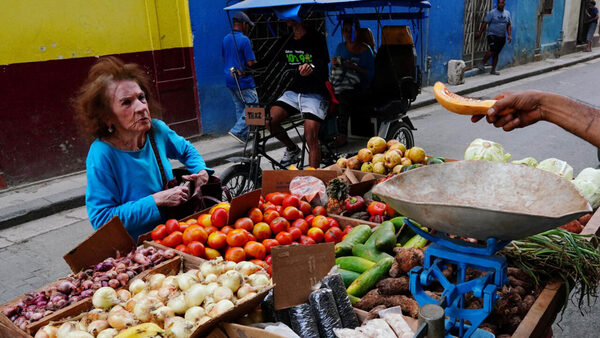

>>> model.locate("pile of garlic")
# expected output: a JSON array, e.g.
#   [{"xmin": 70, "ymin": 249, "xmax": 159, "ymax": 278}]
[{"xmin": 36, "ymin": 258, "xmax": 271, "ymax": 338}]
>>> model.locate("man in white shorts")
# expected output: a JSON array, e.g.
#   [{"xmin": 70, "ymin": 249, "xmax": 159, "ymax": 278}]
[{"xmin": 268, "ymin": 18, "xmax": 330, "ymax": 168}]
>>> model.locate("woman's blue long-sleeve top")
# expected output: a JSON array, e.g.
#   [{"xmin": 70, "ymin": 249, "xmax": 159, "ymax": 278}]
[{"xmin": 85, "ymin": 119, "xmax": 213, "ymax": 241}]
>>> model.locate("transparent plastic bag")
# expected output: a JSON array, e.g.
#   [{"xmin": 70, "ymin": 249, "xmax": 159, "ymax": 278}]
[{"xmin": 290, "ymin": 176, "xmax": 328, "ymax": 206}]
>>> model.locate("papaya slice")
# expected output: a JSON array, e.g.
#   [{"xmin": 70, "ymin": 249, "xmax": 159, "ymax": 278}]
[{"xmin": 433, "ymin": 81, "xmax": 496, "ymax": 115}]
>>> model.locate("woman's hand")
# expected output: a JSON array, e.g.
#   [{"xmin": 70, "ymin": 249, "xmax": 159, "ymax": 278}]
[
  {"xmin": 471, "ymin": 90, "xmax": 545, "ymax": 131},
  {"xmin": 299, "ymin": 63, "xmax": 313, "ymax": 76},
  {"xmin": 153, "ymin": 185, "xmax": 190, "ymax": 207},
  {"xmin": 182, "ymin": 170, "xmax": 210, "ymax": 195}
]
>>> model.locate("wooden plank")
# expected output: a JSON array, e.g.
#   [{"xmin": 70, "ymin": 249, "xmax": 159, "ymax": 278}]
[{"xmin": 512, "ymin": 281, "xmax": 565, "ymax": 338}]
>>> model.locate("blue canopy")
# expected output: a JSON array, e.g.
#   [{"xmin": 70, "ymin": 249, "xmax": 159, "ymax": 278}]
[{"xmin": 224, "ymin": 0, "xmax": 431, "ymax": 11}]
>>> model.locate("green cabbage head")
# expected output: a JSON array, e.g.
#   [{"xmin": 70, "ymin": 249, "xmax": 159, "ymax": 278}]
[
  {"xmin": 573, "ymin": 168, "xmax": 600, "ymax": 208},
  {"xmin": 511, "ymin": 157, "xmax": 538, "ymax": 167},
  {"xmin": 464, "ymin": 138, "xmax": 511, "ymax": 162},
  {"xmin": 537, "ymin": 158, "xmax": 573, "ymax": 180}
]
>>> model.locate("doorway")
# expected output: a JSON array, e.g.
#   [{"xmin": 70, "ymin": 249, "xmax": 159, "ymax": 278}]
[
  {"xmin": 462, "ymin": 0, "xmax": 494, "ymax": 69},
  {"xmin": 577, "ymin": 0, "xmax": 593, "ymax": 45}
]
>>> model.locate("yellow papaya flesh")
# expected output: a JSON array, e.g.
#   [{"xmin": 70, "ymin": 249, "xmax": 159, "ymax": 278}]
[{"xmin": 433, "ymin": 81, "xmax": 496, "ymax": 115}]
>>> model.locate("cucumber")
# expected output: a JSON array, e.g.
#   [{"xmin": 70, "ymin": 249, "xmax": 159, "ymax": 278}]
[
  {"xmin": 352, "ymin": 244, "xmax": 393, "ymax": 263},
  {"xmin": 336, "ymin": 256, "xmax": 376, "ymax": 273},
  {"xmin": 338, "ymin": 268, "xmax": 361, "ymax": 287},
  {"xmin": 390, "ymin": 216, "xmax": 407, "ymax": 233},
  {"xmin": 374, "ymin": 222, "xmax": 396, "ymax": 252},
  {"xmin": 403, "ymin": 234, "xmax": 428, "ymax": 248},
  {"xmin": 334, "ymin": 224, "xmax": 372, "ymax": 257},
  {"xmin": 347, "ymin": 257, "xmax": 394, "ymax": 297},
  {"xmin": 348, "ymin": 294, "xmax": 361, "ymax": 305},
  {"xmin": 365, "ymin": 221, "xmax": 395, "ymax": 248},
  {"xmin": 396, "ymin": 219, "xmax": 425, "ymax": 245}
]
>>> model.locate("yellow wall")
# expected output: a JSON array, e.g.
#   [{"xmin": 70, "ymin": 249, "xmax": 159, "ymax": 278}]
[{"xmin": 0, "ymin": 0, "xmax": 193, "ymax": 65}]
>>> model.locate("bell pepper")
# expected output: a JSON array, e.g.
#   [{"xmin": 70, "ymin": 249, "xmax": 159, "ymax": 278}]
[
  {"xmin": 345, "ymin": 196, "xmax": 365, "ymax": 213},
  {"xmin": 367, "ymin": 201, "xmax": 387, "ymax": 216}
]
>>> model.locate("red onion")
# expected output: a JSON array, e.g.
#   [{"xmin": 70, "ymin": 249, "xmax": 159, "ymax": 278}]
[
  {"xmin": 126, "ymin": 271, "xmax": 135, "ymax": 279},
  {"xmin": 80, "ymin": 289, "xmax": 94, "ymax": 298},
  {"xmin": 108, "ymin": 279, "xmax": 120, "ymax": 288},
  {"xmin": 163, "ymin": 249, "xmax": 176, "ymax": 259},
  {"xmin": 133, "ymin": 253, "xmax": 150, "ymax": 265},
  {"xmin": 101, "ymin": 281, "xmax": 108, "ymax": 287},
  {"xmin": 81, "ymin": 280, "xmax": 93, "ymax": 290},
  {"xmin": 2, "ymin": 306, "xmax": 18, "ymax": 317},
  {"xmin": 30, "ymin": 312, "xmax": 43, "ymax": 321},
  {"xmin": 57, "ymin": 281, "xmax": 75, "ymax": 294},
  {"xmin": 106, "ymin": 270, "xmax": 117, "ymax": 279},
  {"xmin": 116, "ymin": 273, "xmax": 129, "ymax": 285}
]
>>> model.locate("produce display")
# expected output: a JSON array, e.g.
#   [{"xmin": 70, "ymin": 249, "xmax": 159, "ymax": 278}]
[
  {"xmin": 37, "ymin": 259, "xmax": 271, "ymax": 338},
  {"xmin": 149, "ymin": 195, "xmax": 353, "ymax": 273},
  {"xmin": 325, "ymin": 178, "xmax": 396, "ymax": 223},
  {"xmin": 335, "ymin": 136, "xmax": 445, "ymax": 175},
  {"xmin": 1, "ymin": 247, "xmax": 175, "ymax": 330}
]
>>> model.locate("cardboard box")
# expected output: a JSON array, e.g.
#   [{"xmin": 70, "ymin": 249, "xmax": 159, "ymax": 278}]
[{"xmin": 261, "ymin": 169, "xmax": 338, "ymax": 195}]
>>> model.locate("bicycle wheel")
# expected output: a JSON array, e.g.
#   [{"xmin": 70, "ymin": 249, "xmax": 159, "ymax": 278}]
[
  {"xmin": 220, "ymin": 163, "xmax": 262, "ymax": 198},
  {"xmin": 386, "ymin": 121, "xmax": 414, "ymax": 149}
]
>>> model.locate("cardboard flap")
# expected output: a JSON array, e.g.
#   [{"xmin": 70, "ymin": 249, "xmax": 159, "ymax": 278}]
[
  {"xmin": 63, "ymin": 216, "xmax": 136, "ymax": 272},
  {"xmin": 261, "ymin": 170, "xmax": 338, "ymax": 195},
  {"xmin": 228, "ymin": 189, "xmax": 261, "ymax": 224},
  {"xmin": 271, "ymin": 243, "xmax": 335, "ymax": 310}
]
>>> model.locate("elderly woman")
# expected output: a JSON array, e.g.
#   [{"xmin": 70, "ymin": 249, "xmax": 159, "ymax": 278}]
[{"xmin": 74, "ymin": 57, "xmax": 212, "ymax": 240}]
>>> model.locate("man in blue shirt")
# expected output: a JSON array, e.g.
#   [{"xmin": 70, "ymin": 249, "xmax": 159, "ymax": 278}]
[
  {"xmin": 222, "ymin": 11, "xmax": 258, "ymax": 143},
  {"xmin": 585, "ymin": 1, "xmax": 599, "ymax": 52},
  {"xmin": 476, "ymin": 0, "xmax": 512, "ymax": 75}
]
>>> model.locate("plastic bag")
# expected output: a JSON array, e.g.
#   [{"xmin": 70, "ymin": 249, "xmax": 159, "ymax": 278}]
[
  {"xmin": 378, "ymin": 306, "xmax": 414, "ymax": 337},
  {"xmin": 360, "ymin": 319, "xmax": 397, "ymax": 338},
  {"xmin": 464, "ymin": 138, "xmax": 511, "ymax": 162},
  {"xmin": 290, "ymin": 176, "xmax": 328, "ymax": 206},
  {"xmin": 309, "ymin": 288, "xmax": 343, "ymax": 338},
  {"xmin": 289, "ymin": 303, "xmax": 320, "ymax": 338},
  {"xmin": 321, "ymin": 274, "xmax": 360, "ymax": 329},
  {"xmin": 261, "ymin": 290, "xmax": 278, "ymax": 322}
]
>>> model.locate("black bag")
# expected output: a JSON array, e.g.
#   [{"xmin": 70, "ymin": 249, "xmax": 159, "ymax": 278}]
[{"xmin": 149, "ymin": 132, "xmax": 231, "ymax": 220}]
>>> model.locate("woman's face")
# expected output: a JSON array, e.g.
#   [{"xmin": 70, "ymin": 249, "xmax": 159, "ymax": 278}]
[
  {"xmin": 342, "ymin": 24, "xmax": 353, "ymax": 41},
  {"xmin": 107, "ymin": 80, "xmax": 152, "ymax": 134}
]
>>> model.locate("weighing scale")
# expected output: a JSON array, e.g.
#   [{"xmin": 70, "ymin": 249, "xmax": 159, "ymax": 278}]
[{"xmin": 373, "ymin": 161, "xmax": 591, "ymax": 338}]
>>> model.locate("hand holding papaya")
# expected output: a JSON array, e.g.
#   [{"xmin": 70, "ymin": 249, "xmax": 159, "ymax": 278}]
[{"xmin": 471, "ymin": 90, "xmax": 545, "ymax": 131}]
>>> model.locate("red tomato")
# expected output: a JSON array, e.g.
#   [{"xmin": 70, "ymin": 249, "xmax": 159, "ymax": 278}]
[
  {"xmin": 182, "ymin": 226, "xmax": 208, "ymax": 245},
  {"xmin": 151, "ymin": 224, "xmax": 168, "ymax": 240},
  {"xmin": 311, "ymin": 215, "xmax": 330, "ymax": 232},
  {"xmin": 342, "ymin": 226, "xmax": 353, "ymax": 235},
  {"xmin": 234, "ymin": 217, "xmax": 254, "ymax": 231},
  {"xmin": 153, "ymin": 239, "xmax": 163, "ymax": 245},
  {"xmin": 225, "ymin": 247, "xmax": 246, "ymax": 263},
  {"xmin": 187, "ymin": 241, "xmax": 206, "ymax": 258},
  {"xmin": 165, "ymin": 219, "xmax": 180, "ymax": 234},
  {"xmin": 312, "ymin": 206, "xmax": 327, "ymax": 216},
  {"xmin": 385, "ymin": 204, "xmax": 396, "ymax": 217},
  {"xmin": 175, "ymin": 244, "xmax": 189, "ymax": 254},
  {"xmin": 324, "ymin": 227, "xmax": 344, "ymax": 243},
  {"xmin": 305, "ymin": 214, "xmax": 315, "ymax": 225},
  {"xmin": 252, "ymin": 222, "xmax": 272, "ymax": 241},
  {"xmin": 300, "ymin": 235, "xmax": 317, "ymax": 245},
  {"xmin": 275, "ymin": 205, "xmax": 284, "ymax": 215},
  {"xmin": 263, "ymin": 210, "xmax": 280, "ymax": 224},
  {"xmin": 326, "ymin": 217, "xmax": 340, "ymax": 229},
  {"xmin": 247, "ymin": 208, "xmax": 263, "ymax": 223},
  {"xmin": 307, "ymin": 227, "xmax": 324, "ymax": 243},
  {"xmin": 262, "ymin": 239, "xmax": 280, "ymax": 253},
  {"xmin": 282, "ymin": 206, "xmax": 303, "ymax": 221},
  {"xmin": 292, "ymin": 218, "xmax": 310, "ymax": 234},
  {"xmin": 275, "ymin": 231, "xmax": 293, "ymax": 245},
  {"xmin": 211, "ymin": 208, "xmax": 229, "ymax": 228},
  {"xmin": 288, "ymin": 227, "xmax": 302, "ymax": 241},
  {"xmin": 265, "ymin": 254, "xmax": 272, "ymax": 265},
  {"xmin": 246, "ymin": 232, "xmax": 257, "ymax": 242},
  {"xmin": 282, "ymin": 195, "xmax": 300, "ymax": 209},
  {"xmin": 179, "ymin": 222, "xmax": 189, "ymax": 233},
  {"xmin": 221, "ymin": 225, "xmax": 234, "ymax": 235},
  {"xmin": 226, "ymin": 229, "xmax": 248, "ymax": 247},
  {"xmin": 162, "ymin": 231, "xmax": 183, "ymax": 248},
  {"xmin": 244, "ymin": 241, "xmax": 267, "ymax": 260},
  {"xmin": 367, "ymin": 201, "xmax": 387, "ymax": 216},
  {"xmin": 298, "ymin": 201, "xmax": 312, "ymax": 216},
  {"xmin": 263, "ymin": 202, "xmax": 277, "ymax": 212},
  {"xmin": 270, "ymin": 217, "xmax": 290, "ymax": 234},
  {"xmin": 265, "ymin": 192, "xmax": 286, "ymax": 205}
]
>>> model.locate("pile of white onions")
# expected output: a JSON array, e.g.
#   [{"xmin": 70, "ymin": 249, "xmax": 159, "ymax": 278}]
[{"xmin": 36, "ymin": 258, "xmax": 271, "ymax": 338}]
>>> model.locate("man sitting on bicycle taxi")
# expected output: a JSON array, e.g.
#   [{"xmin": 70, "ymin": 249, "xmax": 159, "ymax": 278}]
[{"xmin": 268, "ymin": 18, "xmax": 330, "ymax": 168}]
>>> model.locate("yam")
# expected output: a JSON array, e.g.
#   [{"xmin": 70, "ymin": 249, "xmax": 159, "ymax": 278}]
[
  {"xmin": 578, "ymin": 213, "xmax": 592, "ymax": 226},
  {"xmin": 425, "ymin": 290, "xmax": 441, "ymax": 301},
  {"xmin": 383, "ymin": 295, "xmax": 419, "ymax": 318},
  {"xmin": 375, "ymin": 277, "xmax": 410, "ymax": 295},
  {"xmin": 394, "ymin": 248, "xmax": 424, "ymax": 273},
  {"xmin": 479, "ymin": 323, "xmax": 498, "ymax": 335},
  {"xmin": 507, "ymin": 267, "xmax": 532, "ymax": 284},
  {"xmin": 389, "ymin": 260, "xmax": 402, "ymax": 278},
  {"xmin": 355, "ymin": 289, "xmax": 385, "ymax": 311},
  {"xmin": 512, "ymin": 285, "xmax": 526, "ymax": 298},
  {"xmin": 508, "ymin": 275, "xmax": 531, "ymax": 289}
]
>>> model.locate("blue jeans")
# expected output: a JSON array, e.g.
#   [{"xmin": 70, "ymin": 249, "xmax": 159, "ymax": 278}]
[{"xmin": 228, "ymin": 87, "xmax": 258, "ymax": 139}]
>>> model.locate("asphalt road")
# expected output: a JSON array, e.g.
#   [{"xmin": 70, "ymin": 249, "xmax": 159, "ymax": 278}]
[{"xmin": 2, "ymin": 60, "xmax": 600, "ymax": 337}]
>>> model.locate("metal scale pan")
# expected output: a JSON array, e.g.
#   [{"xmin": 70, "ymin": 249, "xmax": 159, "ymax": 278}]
[{"xmin": 373, "ymin": 160, "xmax": 592, "ymax": 240}]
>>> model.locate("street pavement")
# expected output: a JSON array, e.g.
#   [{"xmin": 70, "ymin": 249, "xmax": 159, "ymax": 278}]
[{"xmin": 2, "ymin": 52, "xmax": 600, "ymax": 336}]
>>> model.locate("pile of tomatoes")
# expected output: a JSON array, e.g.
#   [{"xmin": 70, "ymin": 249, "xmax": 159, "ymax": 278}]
[{"xmin": 150, "ymin": 192, "xmax": 354, "ymax": 273}]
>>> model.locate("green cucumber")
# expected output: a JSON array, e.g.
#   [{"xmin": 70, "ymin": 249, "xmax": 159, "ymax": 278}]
[
  {"xmin": 374, "ymin": 221, "xmax": 396, "ymax": 252},
  {"xmin": 352, "ymin": 243, "xmax": 393, "ymax": 263},
  {"xmin": 336, "ymin": 256, "xmax": 376, "ymax": 273},
  {"xmin": 390, "ymin": 216, "xmax": 407, "ymax": 233},
  {"xmin": 365, "ymin": 221, "xmax": 395, "ymax": 248},
  {"xmin": 403, "ymin": 234, "xmax": 428, "ymax": 248},
  {"xmin": 338, "ymin": 268, "xmax": 361, "ymax": 287},
  {"xmin": 348, "ymin": 294, "xmax": 361, "ymax": 305},
  {"xmin": 396, "ymin": 219, "xmax": 425, "ymax": 245},
  {"xmin": 334, "ymin": 224, "xmax": 372, "ymax": 257},
  {"xmin": 347, "ymin": 257, "xmax": 394, "ymax": 297}
]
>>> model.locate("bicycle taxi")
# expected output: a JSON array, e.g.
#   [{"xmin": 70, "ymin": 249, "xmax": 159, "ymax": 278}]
[{"xmin": 221, "ymin": 0, "xmax": 431, "ymax": 197}]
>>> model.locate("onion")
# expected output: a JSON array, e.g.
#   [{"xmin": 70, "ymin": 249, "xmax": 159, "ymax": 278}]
[
  {"xmin": 64, "ymin": 331, "xmax": 94, "ymax": 338},
  {"xmin": 236, "ymin": 284, "xmax": 255, "ymax": 299},
  {"xmin": 87, "ymin": 320, "xmax": 109, "ymax": 335},
  {"xmin": 57, "ymin": 281, "xmax": 76, "ymax": 294},
  {"xmin": 86, "ymin": 309, "xmax": 108, "ymax": 321},
  {"xmin": 200, "ymin": 261, "xmax": 223, "ymax": 277},
  {"xmin": 124, "ymin": 298, "xmax": 136, "ymax": 313},
  {"xmin": 204, "ymin": 274, "xmax": 218, "ymax": 284},
  {"xmin": 150, "ymin": 305, "xmax": 175, "ymax": 324},
  {"xmin": 163, "ymin": 249, "xmax": 176, "ymax": 259},
  {"xmin": 34, "ymin": 325, "xmax": 57, "ymax": 338},
  {"xmin": 149, "ymin": 274, "xmax": 166, "ymax": 290},
  {"xmin": 57, "ymin": 322, "xmax": 78, "ymax": 337},
  {"xmin": 198, "ymin": 316, "xmax": 211, "ymax": 325},
  {"xmin": 206, "ymin": 282, "xmax": 219, "ymax": 295},
  {"xmin": 116, "ymin": 290, "xmax": 131, "ymax": 302},
  {"xmin": 80, "ymin": 289, "xmax": 94, "ymax": 298},
  {"xmin": 184, "ymin": 306, "xmax": 206, "ymax": 323},
  {"xmin": 116, "ymin": 273, "xmax": 129, "ymax": 286},
  {"xmin": 223, "ymin": 261, "xmax": 237, "ymax": 272},
  {"xmin": 247, "ymin": 273, "xmax": 271, "ymax": 288},
  {"xmin": 184, "ymin": 284, "xmax": 209, "ymax": 307},
  {"xmin": 212, "ymin": 286, "xmax": 233, "ymax": 302},
  {"xmin": 176, "ymin": 274, "xmax": 198, "ymax": 291},
  {"xmin": 80, "ymin": 280, "xmax": 94, "ymax": 290},
  {"xmin": 238, "ymin": 292, "xmax": 258, "ymax": 303},
  {"xmin": 163, "ymin": 276, "xmax": 179, "ymax": 289},
  {"xmin": 107, "ymin": 306, "xmax": 136, "ymax": 329},
  {"xmin": 108, "ymin": 279, "xmax": 120, "ymax": 289},
  {"xmin": 133, "ymin": 253, "xmax": 151, "ymax": 265},
  {"xmin": 157, "ymin": 284, "xmax": 179, "ymax": 301},
  {"xmin": 133, "ymin": 296, "xmax": 162, "ymax": 321},
  {"xmin": 235, "ymin": 261, "xmax": 260, "ymax": 277},
  {"xmin": 128, "ymin": 279, "xmax": 146, "ymax": 295},
  {"xmin": 96, "ymin": 328, "xmax": 119, "ymax": 338},
  {"xmin": 167, "ymin": 294, "xmax": 188, "ymax": 314},
  {"xmin": 164, "ymin": 317, "xmax": 194, "ymax": 338},
  {"xmin": 147, "ymin": 290, "xmax": 160, "ymax": 299},
  {"xmin": 218, "ymin": 270, "xmax": 243, "ymax": 292},
  {"xmin": 92, "ymin": 287, "xmax": 118, "ymax": 309},
  {"xmin": 203, "ymin": 297, "xmax": 215, "ymax": 314},
  {"xmin": 208, "ymin": 300, "xmax": 234, "ymax": 318}
]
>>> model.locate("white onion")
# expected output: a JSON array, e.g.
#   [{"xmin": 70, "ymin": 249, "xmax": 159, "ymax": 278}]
[
  {"xmin": 151, "ymin": 306, "xmax": 175, "ymax": 324},
  {"xmin": 238, "ymin": 292, "xmax": 258, "ymax": 303},
  {"xmin": 128, "ymin": 279, "xmax": 146, "ymax": 295},
  {"xmin": 96, "ymin": 328, "xmax": 119, "ymax": 338},
  {"xmin": 147, "ymin": 290, "xmax": 160, "ymax": 299},
  {"xmin": 57, "ymin": 322, "xmax": 78, "ymax": 338},
  {"xmin": 184, "ymin": 306, "xmax": 206, "ymax": 323},
  {"xmin": 185, "ymin": 269, "xmax": 199, "ymax": 277},
  {"xmin": 133, "ymin": 296, "xmax": 162, "ymax": 321},
  {"xmin": 163, "ymin": 276, "xmax": 179, "ymax": 289},
  {"xmin": 164, "ymin": 317, "xmax": 195, "ymax": 338},
  {"xmin": 184, "ymin": 283, "xmax": 209, "ymax": 307},
  {"xmin": 124, "ymin": 298, "xmax": 137, "ymax": 313},
  {"xmin": 92, "ymin": 287, "xmax": 118, "ymax": 309},
  {"xmin": 107, "ymin": 306, "xmax": 136, "ymax": 329},
  {"xmin": 176, "ymin": 273, "xmax": 198, "ymax": 291},
  {"xmin": 198, "ymin": 316, "xmax": 212, "ymax": 325},
  {"xmin": 205, "ymin": 282, "xmax": 219, "ymax": 295},
  {"xmin": 116, "ymin": 289, "xmax": 131, "ymax": 302},
  {"xmin": 235, "ymin": 261, "xmax": 260, "ymax": 277},
  {"xmin": 157, "ymin": 284, "xmax": 179, "ymax": 301},
  {"xmin": 236, "ymin": 284, "xmax": 255, "ymax": 299},
  {"xmin": 167, "ymin": 294, "xmax": 188, "ymax": 314},
  {"xmin": 204, "ymin": 274, "xmax": 218, "ymax": 283},
  {"xmin": 200, "ymin": 260, "xmax": 223, "ymax": 277},
  {"xmin": 208, "ymin": 300, "xmax": 235, "ymax": 318},
  {"xmin": 223, "ymin": 261, "xmax": 237, "ymax": 272},
  {"xmin": 247, "ymin": 273, "xmax": 272, "ymax": 288},
  {"xmin": 64, "ymin": 331, "xmax": 93, "ymax": 338},
  {"xmin": 34, "ymin": 325, "xmax": 57, "ymax": 338},
  {"xmin": 212, "ymin": 286, "xmax": 233, "ymax": 302},
  {"xmin": 86, "ymin": 309, "xmax": 108, "ymax": 322},
  {"xmin": 218, "ymin": 270, "xmax": 243, "ymax": 292},
  {"xmin": 86, "ymin": 320, "xmax": 109, "ymax": 335},
  {"xmin": 149, "ymin": 274, "xmax": 166, "ymax": 290}
]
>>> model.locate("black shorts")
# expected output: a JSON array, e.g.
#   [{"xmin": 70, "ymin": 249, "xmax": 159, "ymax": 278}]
[
  {"xmin": 487, "ymin": 35, "xmax": 506, "ymax": 53},
  {"xmin": 271, "ymin": 101, "xmax": 323, "ymax": 122}
]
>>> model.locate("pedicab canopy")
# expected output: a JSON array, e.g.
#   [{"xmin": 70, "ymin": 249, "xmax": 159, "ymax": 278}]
[{"xmin": 225, "ymin": 0, "xmax": 431, "ymax": 13}]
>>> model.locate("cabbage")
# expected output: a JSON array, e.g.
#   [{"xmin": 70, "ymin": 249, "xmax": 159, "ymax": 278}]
[
  {"xmin": 511, "ymin": 157, "xmax": 538, "ymax": 167},
  {"xmin": 537, "ymin": 158, "xmax": 573, "ymax": 180},
  {"xmin": 464, "ymin": 138, "xmax": 511, "ymax": 162},
  {"xmin": 573, "ymin": 168, "xmax": 600, "ymax": 208}
]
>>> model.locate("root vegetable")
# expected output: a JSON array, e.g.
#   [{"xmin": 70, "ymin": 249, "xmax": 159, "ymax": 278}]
[
  {"xmin": 384, "ymin": 295, "xmax": 419, "ymax": 318},
  {"xmin": 375, "ymin": 277, "xmax": 410, "ymax": 295},
  {"xmin": 388, "ymin": 261, "xmax": 402, "ymax": 278},
  {"xmin": 508, "ymin": 275, "xmax": 531, "ymax": 289},
  {"xmin": 218, "ymin": 270, "xmax": 243, "ymax": 292},
  {"xmin": 92, "ymin": 287, "xmax": 118, "ymax": 309},
  {"xmin": 128, "ymin": 279, "xmax": 146, "ymax": 295},
  {"xmin": 394, "ymin": 248, "xmax": 424, "ymax": 273},
  {"xmin": 578, "ymin": 213, "xmax": 592, "ymax": 226},
  {"xmin": 512, "ymin": 285, "xmax": 526, "ymax": 298},
  {"xmin": 148, "ymin": 274, "xmax": 166, "ymax": 290},
  {"xmin": 507, "ymin": 267, "xmax": 532, "ymax": 284},
  {"xmin": 425, "ymin": 291, "xmax": 442, "ymax": 301}
]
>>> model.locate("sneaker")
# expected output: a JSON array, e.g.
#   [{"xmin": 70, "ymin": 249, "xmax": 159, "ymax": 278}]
[
  {"xmin": 228, "ymin": 132, "xmax": 246, "ymax": 144},
  {"xmin": 490, "ymin": 71, "xmax": 500, "ymax": 75},
  {"xmin": 280, "ymin": 147, "xmax": 301, "ymax": 167},
  {"xmin": 477, "ymin": 63, "xmax": 486, "ymax": 72}
]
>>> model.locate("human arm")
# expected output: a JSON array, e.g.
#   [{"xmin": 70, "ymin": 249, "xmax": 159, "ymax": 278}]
[
  {"xmin": 471, "ymin": 91, "xmax": 600, "ymax": 147},
  {"xmin": 507, "ymin": 24, "xmax": 512, "ymax": 43},
  {"xmin": 300, "ymin": 32, "xmax": 330, "ymax": 79},
  {"xmin": 475, "ymin": 21, "xmax": 488, "ymax": 39}
]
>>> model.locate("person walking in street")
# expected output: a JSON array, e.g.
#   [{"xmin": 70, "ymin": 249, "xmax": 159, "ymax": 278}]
[
  {"xmin": 585, "ymin": 1, "xmax": 599, "ymax": 52},
  {"xmin": 268, "ymin": 18, "xmax": 330, "ymax": 168},
  {"xmin": 222, "ymin": 11, "xmax": 258, "ymax": 144},
  {"xmin": 74, "ymin": 57, "xmax": 213, "ymax": 241},
  {"xmin": 476, "ymin": 0, "xmax": 512, "ymax": 75}
]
